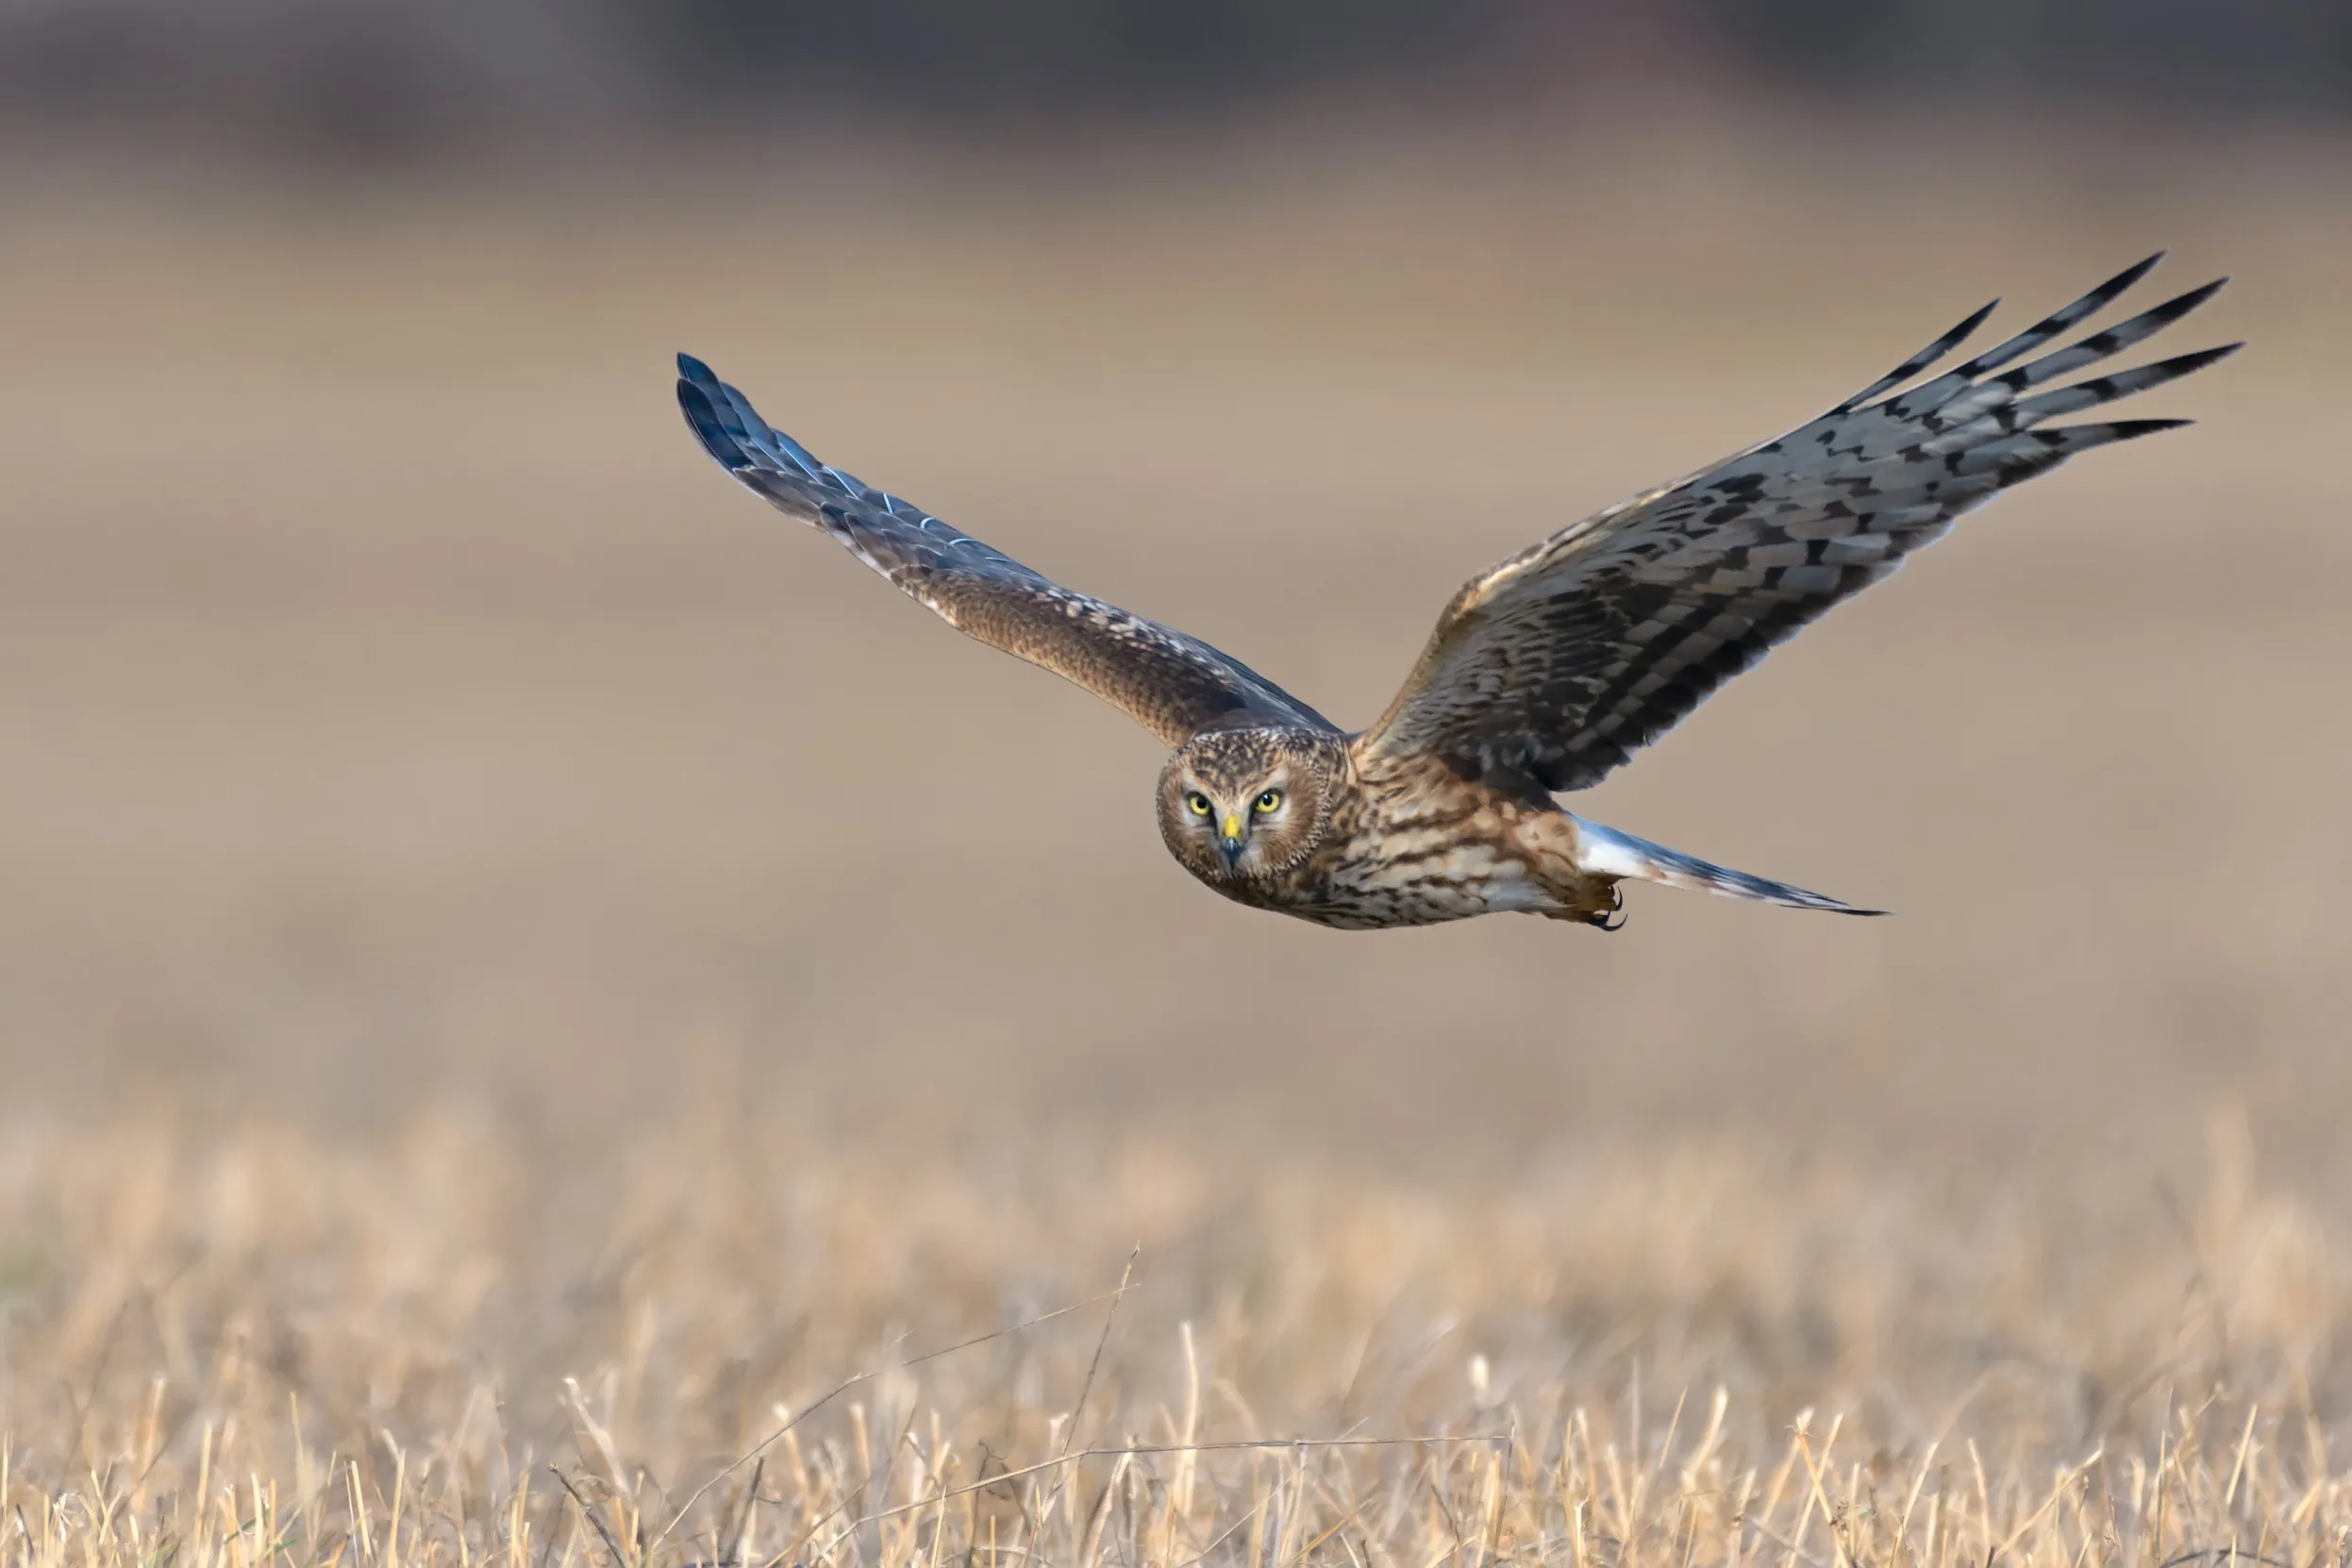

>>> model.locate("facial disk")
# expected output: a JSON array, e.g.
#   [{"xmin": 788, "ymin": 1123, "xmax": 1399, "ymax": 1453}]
[{"xmin": 1156, "ymin": 729, "xmax": 1335, "ymax": 882}]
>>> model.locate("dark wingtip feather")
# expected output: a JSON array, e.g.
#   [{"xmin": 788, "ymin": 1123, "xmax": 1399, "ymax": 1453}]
[
  {"xmin": 676, "ymin": 377, "xmax": 748, "ymax": 471},
  {"xmin": 2176, "ymin": 340, "xmax": 2245, "ymax": 372},
  {"xmin": 2094, "ymin": 277, "xmax": 2231, "ymax": 345},
  {"xmin": 675, "ymin": 357, "xmax": 834, "ymax": 486},
  {"xmin": 1954, "ymin": 297, "xmax": 2002, "ymax": 340},
  {"xmin": 2072, "ymin": 251, "xmax": 2167, "ymax": 314},
  {"xmin": 1934, "ymin": 253, "xmax": 2175, "ymax": 386},
  {"xmin": 2148, "ymin": 275, "xmax": 2229, "ymax": 322},
  {"xmin": 1837, "ymin": 296, "xmax": 2001, "ymax": 412},
  {"xmin": 2132, "ymin": 340, "xmax": 2244, "ymax": 392},
  {"xmin": 2106, "ymin": 417, "xmax": 2196, "ymax": 439}
]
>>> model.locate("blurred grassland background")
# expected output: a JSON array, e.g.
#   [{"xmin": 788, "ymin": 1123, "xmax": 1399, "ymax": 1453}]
[{"xmin": 2, "ymin": 6, "xmax": 2352, "ymax": 1565}]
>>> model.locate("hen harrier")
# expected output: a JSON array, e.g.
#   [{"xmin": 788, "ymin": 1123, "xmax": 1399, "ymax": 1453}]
[{"xmin": 677, "ymin": 256, "xmax": 2233, "ymax": 930}]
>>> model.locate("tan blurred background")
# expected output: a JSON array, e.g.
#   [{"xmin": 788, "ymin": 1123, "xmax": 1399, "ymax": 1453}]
[{"xmin": 1, "ymin": 4, "xmax": 2348, "ymax": 1198}]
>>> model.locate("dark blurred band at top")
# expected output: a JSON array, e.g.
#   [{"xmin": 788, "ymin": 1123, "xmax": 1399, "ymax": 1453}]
[{"xmin": 3, "ymin": 0, "xmax": 2350, "ymax": 159}]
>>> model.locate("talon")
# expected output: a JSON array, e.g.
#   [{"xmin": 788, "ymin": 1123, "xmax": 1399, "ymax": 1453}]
[{"xmin": 1589, "ymin": 886, "xmax": 1626, "ymax": 931}]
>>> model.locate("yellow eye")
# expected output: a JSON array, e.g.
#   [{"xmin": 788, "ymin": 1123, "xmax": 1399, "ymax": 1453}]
[
  {"xmin": 1254, "ymin": 790, "xmax": 1283, "ymax": 813},
  {"xmin": 1186, "ymin": 792, "xmax": 1212, "ymax": 817}
]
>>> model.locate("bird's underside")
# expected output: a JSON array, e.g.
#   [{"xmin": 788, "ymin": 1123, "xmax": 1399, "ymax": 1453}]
[{"xmin": 676, "ymin": 255, "xmax": 2235, "ymax": 931}]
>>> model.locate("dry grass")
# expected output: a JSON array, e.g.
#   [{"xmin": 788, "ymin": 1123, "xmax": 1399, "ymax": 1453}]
[
  {"xmin": 1, "ymin": 1103, "xmax": 2349, "ymax": 1568},
  {"xmin": 2, "ymin": 119, "xmax": 2351, "ymax": 1568}
]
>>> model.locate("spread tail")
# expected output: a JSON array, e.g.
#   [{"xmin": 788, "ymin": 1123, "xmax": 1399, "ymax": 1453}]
[{"xmin": 1570, "ymin": 815, "xmax": 1885, "ymax": 916}]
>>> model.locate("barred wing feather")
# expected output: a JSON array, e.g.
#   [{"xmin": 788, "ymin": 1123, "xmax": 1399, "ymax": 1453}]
[
  {"xmin": 677, "ymin": 355, "xmax": 1336, "ymax": 746},
  {"xmin": 1361, "ymin": 256, "xmax": 2238, "ymax": 794}
]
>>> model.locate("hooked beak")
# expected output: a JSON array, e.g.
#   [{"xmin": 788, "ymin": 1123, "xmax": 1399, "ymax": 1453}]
[{"xmin": 1219, "ymin": 813, "xmax": 1246, "ymax": 868}]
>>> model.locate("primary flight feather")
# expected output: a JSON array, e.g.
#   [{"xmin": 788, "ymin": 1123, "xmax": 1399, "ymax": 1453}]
[{"xmin": 677, "ymin": 256, "xmax": 2235, "ymax": 931}]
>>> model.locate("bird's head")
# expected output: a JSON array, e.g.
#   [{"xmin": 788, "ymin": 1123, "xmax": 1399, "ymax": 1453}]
[{"xmin": 1157, "ymin": 728, "xmax": 1342, "ymax": 884}]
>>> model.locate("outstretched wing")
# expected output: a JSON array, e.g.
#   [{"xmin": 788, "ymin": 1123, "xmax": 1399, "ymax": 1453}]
[
  {"xmin": 676, "ymin": 356, "xmax": 1336, "ymax": 745},
  {"xmin": 1360, "ymin": 255, "xmax": 2238, "ymax": 794}
]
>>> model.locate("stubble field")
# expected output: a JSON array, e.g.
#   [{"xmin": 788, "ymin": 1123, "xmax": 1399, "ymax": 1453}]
[{"xmin": 0, "ymin": 121, "xmax": 2348, "ymax": 1568}]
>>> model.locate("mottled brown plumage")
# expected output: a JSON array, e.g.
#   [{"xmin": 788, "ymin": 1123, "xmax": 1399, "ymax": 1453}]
[
  {"xmin": 677, "ymin": 256, "xmax": 2234, "ymax": 930},
  {"xmin": 1155, "ymin": 731, "xmax": 1615, "ymax": 929}
]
